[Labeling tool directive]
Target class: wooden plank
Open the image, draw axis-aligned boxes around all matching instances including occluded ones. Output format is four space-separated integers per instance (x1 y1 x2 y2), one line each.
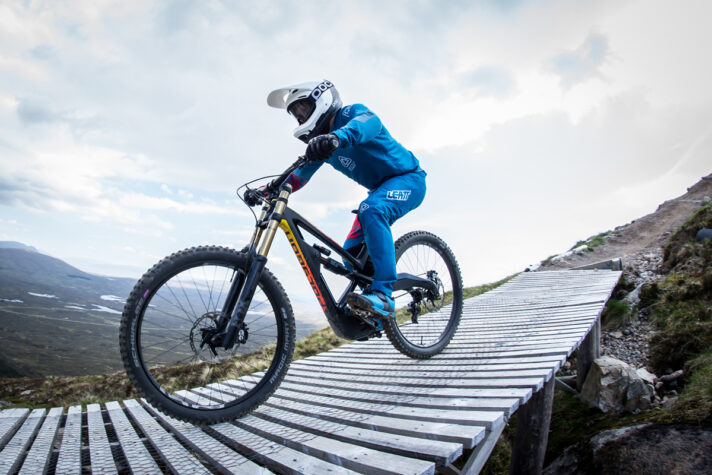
105 401 161 474
235 415 436 475
0 409 29 449
277 372 544 392
329 339 581 353
123 399 211 475
55 405 83 475
305 353 566 367
287 364 552 380
320 347 573 360
18 407 63 475
0 408 44 475
142 401 271 474
456 307 605 320
85 404 118 474
293 357 561 373
211 421 360 474
366 330 588 344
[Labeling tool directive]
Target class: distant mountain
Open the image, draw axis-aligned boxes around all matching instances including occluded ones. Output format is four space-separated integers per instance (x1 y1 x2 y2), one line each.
0 241 38 252
0 245 136 377
0 244 322 377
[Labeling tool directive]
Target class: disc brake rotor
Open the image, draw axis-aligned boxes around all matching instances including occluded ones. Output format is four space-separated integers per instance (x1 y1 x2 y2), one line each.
189 312 242 364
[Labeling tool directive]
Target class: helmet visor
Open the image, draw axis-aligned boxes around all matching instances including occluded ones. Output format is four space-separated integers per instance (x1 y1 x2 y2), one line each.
287 99 315 125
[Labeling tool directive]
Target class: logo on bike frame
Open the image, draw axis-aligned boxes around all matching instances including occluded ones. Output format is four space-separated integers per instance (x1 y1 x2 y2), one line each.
279 220 328 311
386 190 411 201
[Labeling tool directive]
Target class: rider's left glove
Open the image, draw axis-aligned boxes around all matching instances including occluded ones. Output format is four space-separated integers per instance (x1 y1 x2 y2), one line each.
306 134 339 162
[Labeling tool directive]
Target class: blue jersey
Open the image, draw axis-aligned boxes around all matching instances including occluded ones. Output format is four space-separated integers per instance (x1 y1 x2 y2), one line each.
286 104 423 192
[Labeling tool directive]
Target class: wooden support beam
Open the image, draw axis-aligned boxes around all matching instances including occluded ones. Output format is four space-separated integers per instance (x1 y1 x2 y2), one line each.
510 376 555 475
576 320 600 391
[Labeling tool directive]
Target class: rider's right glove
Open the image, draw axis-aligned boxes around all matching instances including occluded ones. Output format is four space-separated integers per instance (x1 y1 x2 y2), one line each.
305 134 339 162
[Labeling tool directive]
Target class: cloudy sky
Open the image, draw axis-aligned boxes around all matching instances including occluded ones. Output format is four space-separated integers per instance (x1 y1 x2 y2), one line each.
1 0 711 316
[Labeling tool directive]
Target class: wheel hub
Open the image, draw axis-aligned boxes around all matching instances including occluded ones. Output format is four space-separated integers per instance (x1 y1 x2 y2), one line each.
190 312 243 363
424 270 445 312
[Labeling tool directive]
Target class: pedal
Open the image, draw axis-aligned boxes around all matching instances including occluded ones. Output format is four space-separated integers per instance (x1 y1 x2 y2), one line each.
345 305 383 332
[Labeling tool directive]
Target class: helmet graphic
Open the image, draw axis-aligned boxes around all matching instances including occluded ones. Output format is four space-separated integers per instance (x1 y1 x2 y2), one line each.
267 80 342 143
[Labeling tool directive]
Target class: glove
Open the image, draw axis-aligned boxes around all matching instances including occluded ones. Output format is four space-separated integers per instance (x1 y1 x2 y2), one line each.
244 186 267 206
306 134 339 162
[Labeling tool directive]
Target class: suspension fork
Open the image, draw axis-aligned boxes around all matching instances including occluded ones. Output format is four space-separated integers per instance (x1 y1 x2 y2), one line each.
214 202 269 333
220 185 292 349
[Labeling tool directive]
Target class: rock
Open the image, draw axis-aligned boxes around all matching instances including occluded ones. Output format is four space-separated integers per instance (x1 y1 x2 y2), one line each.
543 444 580 475
623 283 643 307
610 331 623 339
0 400 10 409
580 356 655 413
589 424 653 453
636 368 657 388
662 396 679 409
547 424 712 474
20 390 32 396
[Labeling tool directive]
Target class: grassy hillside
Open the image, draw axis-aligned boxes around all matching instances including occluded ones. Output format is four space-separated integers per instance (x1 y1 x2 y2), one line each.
0 247 322 377
0 277 511 409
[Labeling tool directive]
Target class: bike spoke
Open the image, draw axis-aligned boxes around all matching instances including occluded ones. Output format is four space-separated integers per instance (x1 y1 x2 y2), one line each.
134 257 285 412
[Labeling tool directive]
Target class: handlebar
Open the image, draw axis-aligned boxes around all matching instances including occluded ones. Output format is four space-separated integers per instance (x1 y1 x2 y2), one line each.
264 155 308 195
243 155 309 207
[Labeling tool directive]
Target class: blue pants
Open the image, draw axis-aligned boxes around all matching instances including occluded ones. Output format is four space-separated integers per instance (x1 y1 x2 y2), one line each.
344 170 426 297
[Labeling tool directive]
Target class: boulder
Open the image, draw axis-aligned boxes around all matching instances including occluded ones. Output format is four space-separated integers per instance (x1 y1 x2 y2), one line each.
636 368 656 388
580 356 655 413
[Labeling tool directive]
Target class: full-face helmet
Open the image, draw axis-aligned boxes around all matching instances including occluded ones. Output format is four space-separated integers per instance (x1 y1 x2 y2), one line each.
267 80 342 143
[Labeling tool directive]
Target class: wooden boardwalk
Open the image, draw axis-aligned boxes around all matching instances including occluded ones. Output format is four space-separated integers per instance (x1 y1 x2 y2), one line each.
0 270 620 474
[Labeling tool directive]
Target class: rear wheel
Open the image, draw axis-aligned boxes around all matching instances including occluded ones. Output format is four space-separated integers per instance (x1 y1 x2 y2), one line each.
383 231 463 358
119 246 294 424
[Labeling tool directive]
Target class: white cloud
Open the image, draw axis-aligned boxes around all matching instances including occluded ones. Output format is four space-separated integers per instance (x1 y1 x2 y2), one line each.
547 33 610 89
0 0 711 300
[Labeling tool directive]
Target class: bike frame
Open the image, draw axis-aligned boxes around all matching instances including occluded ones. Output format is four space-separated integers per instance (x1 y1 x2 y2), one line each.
217 169 438 347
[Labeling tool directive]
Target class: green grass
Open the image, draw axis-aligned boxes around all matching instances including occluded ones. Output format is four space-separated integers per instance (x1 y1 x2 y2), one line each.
601 299 634 330
570 230 612 251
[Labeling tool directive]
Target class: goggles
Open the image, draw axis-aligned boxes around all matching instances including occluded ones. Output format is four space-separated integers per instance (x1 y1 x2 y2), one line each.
287 99 315 125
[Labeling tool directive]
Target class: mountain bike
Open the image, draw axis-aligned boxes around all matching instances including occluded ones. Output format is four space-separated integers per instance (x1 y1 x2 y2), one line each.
120 155 463 424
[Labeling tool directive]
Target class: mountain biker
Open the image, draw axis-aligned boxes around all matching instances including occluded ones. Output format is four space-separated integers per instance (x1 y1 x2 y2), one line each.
267 79 426 320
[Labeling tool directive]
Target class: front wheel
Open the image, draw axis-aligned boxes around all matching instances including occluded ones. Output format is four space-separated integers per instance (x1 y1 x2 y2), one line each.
119 246 295 425
383 231 463 359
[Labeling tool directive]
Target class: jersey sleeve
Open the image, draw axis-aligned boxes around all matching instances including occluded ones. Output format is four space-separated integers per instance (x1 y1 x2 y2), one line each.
285 160 323 192
332 104 383 148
